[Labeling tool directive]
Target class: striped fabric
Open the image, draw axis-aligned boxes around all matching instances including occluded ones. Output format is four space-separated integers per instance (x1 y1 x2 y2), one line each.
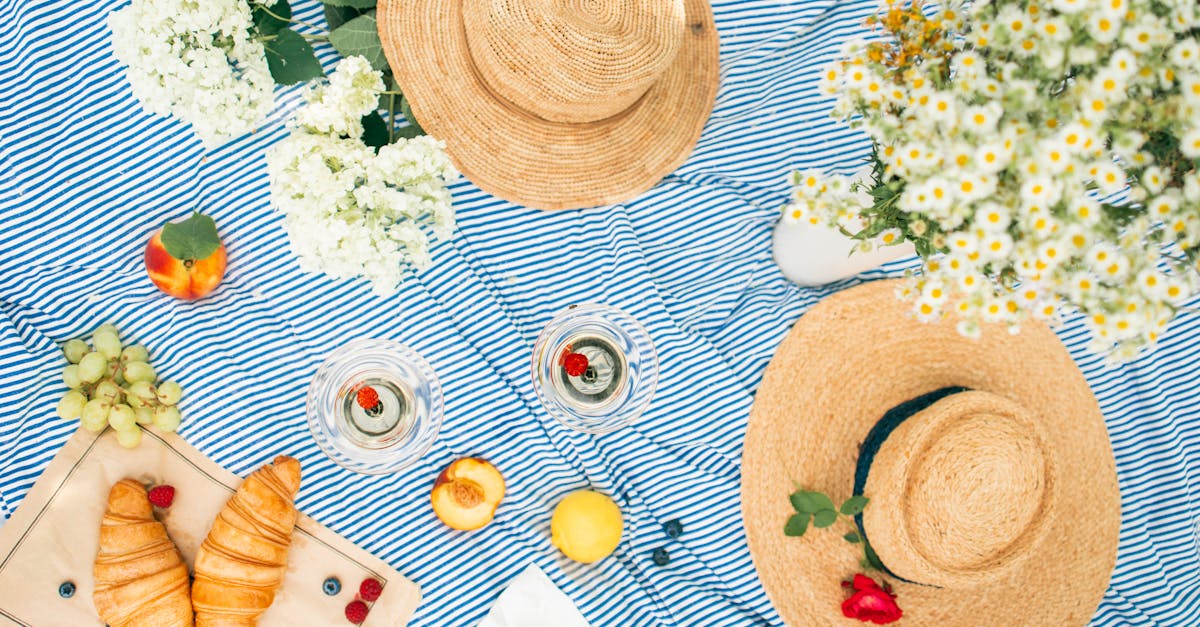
1 0 1197 625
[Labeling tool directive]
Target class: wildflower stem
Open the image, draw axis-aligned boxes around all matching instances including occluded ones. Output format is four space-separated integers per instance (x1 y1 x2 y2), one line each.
258 5 326 34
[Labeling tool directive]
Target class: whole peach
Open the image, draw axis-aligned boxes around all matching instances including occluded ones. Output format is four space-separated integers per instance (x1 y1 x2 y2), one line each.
144 230 227 300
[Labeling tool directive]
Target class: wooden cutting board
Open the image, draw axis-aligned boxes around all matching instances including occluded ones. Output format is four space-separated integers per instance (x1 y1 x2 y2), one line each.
0 427 421 626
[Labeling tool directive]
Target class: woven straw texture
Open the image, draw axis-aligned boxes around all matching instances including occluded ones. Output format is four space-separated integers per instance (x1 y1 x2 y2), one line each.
741 280 1121 626
862 391 1054 590
378 0 720 210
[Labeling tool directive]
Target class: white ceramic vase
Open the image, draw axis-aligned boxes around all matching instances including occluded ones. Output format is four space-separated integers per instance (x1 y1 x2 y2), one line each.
771 166 915 286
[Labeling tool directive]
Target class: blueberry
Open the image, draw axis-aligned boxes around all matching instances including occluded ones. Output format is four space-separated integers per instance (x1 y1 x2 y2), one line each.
323 577 341 596
663 519 683 539
651 547 671 566
58 581 76 598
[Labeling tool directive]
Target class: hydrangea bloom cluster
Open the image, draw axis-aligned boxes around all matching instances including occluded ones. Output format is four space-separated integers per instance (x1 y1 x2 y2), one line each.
267 56 458 296
786 0 1200 358
108 0 275 145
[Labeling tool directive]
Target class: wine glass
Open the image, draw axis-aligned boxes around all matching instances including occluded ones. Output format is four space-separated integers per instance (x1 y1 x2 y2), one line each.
307 338 443 474
531 304 658 434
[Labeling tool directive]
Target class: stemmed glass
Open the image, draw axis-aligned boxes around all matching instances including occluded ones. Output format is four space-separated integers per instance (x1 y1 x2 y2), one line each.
307 338 443 474
531 304 658 434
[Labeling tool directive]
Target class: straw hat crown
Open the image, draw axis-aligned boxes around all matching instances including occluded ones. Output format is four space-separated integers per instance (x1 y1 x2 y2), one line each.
379 0 719 210
861 391 1054 590
463 0 686 124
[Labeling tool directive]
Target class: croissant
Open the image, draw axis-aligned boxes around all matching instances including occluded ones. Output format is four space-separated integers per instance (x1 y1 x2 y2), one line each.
191 455 302 626
93 479 194 627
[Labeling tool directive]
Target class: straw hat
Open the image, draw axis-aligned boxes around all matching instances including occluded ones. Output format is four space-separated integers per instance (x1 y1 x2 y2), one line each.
741 280 1120 625
377 0 720 210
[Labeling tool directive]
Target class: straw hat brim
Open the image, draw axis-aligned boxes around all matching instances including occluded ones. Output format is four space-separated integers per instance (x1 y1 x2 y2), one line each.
741 279 1120 626
377 0 720 211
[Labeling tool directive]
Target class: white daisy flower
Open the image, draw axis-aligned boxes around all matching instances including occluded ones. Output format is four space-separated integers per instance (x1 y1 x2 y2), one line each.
1091 162 1128 195
1180 127 1200 158
1141 167 1169 195
975 203 1012 232
979 231 1015 260
1170 40 1200 68
1087 13 1121 43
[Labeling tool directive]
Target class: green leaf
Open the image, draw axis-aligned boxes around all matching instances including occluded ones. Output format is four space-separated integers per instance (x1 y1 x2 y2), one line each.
392 125 424 140
324 4 372 31
323 0 376 8
263 28 325 85
329 14 388 71
400 96 425 136
361 111 389 150
843 531 861 543
870 185 894 200
160 213 220 261
252 0 291 36
840 495 870 516
813 509 838 528
789 491 835 514
784 513 810 537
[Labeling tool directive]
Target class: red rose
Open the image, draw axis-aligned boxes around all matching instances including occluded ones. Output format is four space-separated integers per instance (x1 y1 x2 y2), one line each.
841 574 903 624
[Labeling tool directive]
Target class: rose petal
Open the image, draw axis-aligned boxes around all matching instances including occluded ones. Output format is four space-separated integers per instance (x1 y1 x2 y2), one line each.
852 574 878 591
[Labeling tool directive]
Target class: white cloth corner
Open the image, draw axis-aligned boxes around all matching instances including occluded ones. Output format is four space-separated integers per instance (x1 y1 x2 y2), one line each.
478 564 590 627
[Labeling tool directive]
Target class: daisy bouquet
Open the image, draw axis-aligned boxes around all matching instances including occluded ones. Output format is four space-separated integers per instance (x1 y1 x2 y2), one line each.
787 0 1200 357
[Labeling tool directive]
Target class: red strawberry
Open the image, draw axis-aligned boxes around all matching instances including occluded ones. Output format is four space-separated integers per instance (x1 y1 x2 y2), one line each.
148 485 175 508
344 600 369 624
359 578 383 602
356 386 381 411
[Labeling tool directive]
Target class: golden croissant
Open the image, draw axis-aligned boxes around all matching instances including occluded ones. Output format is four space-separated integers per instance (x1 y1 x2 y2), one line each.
94 479 194 627
192 455 302 626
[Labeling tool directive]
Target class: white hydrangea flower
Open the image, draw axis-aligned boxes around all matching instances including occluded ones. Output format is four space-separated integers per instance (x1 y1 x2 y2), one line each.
293 55 383 138
267 57 459 296
107 0 274 145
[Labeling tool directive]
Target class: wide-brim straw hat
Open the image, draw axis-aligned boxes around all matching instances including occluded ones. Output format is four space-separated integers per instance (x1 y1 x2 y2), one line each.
377 0 720 210
742 279 1120 625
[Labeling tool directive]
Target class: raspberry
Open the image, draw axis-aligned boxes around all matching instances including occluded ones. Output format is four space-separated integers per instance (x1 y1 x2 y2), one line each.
358 578 383 602
344 600 369 624
562 352 589 377
356 386 380 411
147 485 175 508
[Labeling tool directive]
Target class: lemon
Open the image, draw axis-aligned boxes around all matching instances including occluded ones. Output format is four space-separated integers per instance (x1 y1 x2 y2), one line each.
550 490 623 563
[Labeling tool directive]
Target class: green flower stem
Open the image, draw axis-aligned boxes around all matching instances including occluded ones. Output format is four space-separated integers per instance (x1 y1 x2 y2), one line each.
380 90 404 96
301 33 329 41
259 5 325 34
387 92 396 144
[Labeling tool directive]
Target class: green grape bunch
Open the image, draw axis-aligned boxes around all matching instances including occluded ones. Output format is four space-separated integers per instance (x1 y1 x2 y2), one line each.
54 324 185 448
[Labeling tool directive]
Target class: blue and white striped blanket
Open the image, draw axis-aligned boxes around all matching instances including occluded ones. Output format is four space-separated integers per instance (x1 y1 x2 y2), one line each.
2 1 1197 624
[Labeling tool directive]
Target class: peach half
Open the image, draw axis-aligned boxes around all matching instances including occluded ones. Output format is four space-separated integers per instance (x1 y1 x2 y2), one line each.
431 458 505 531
